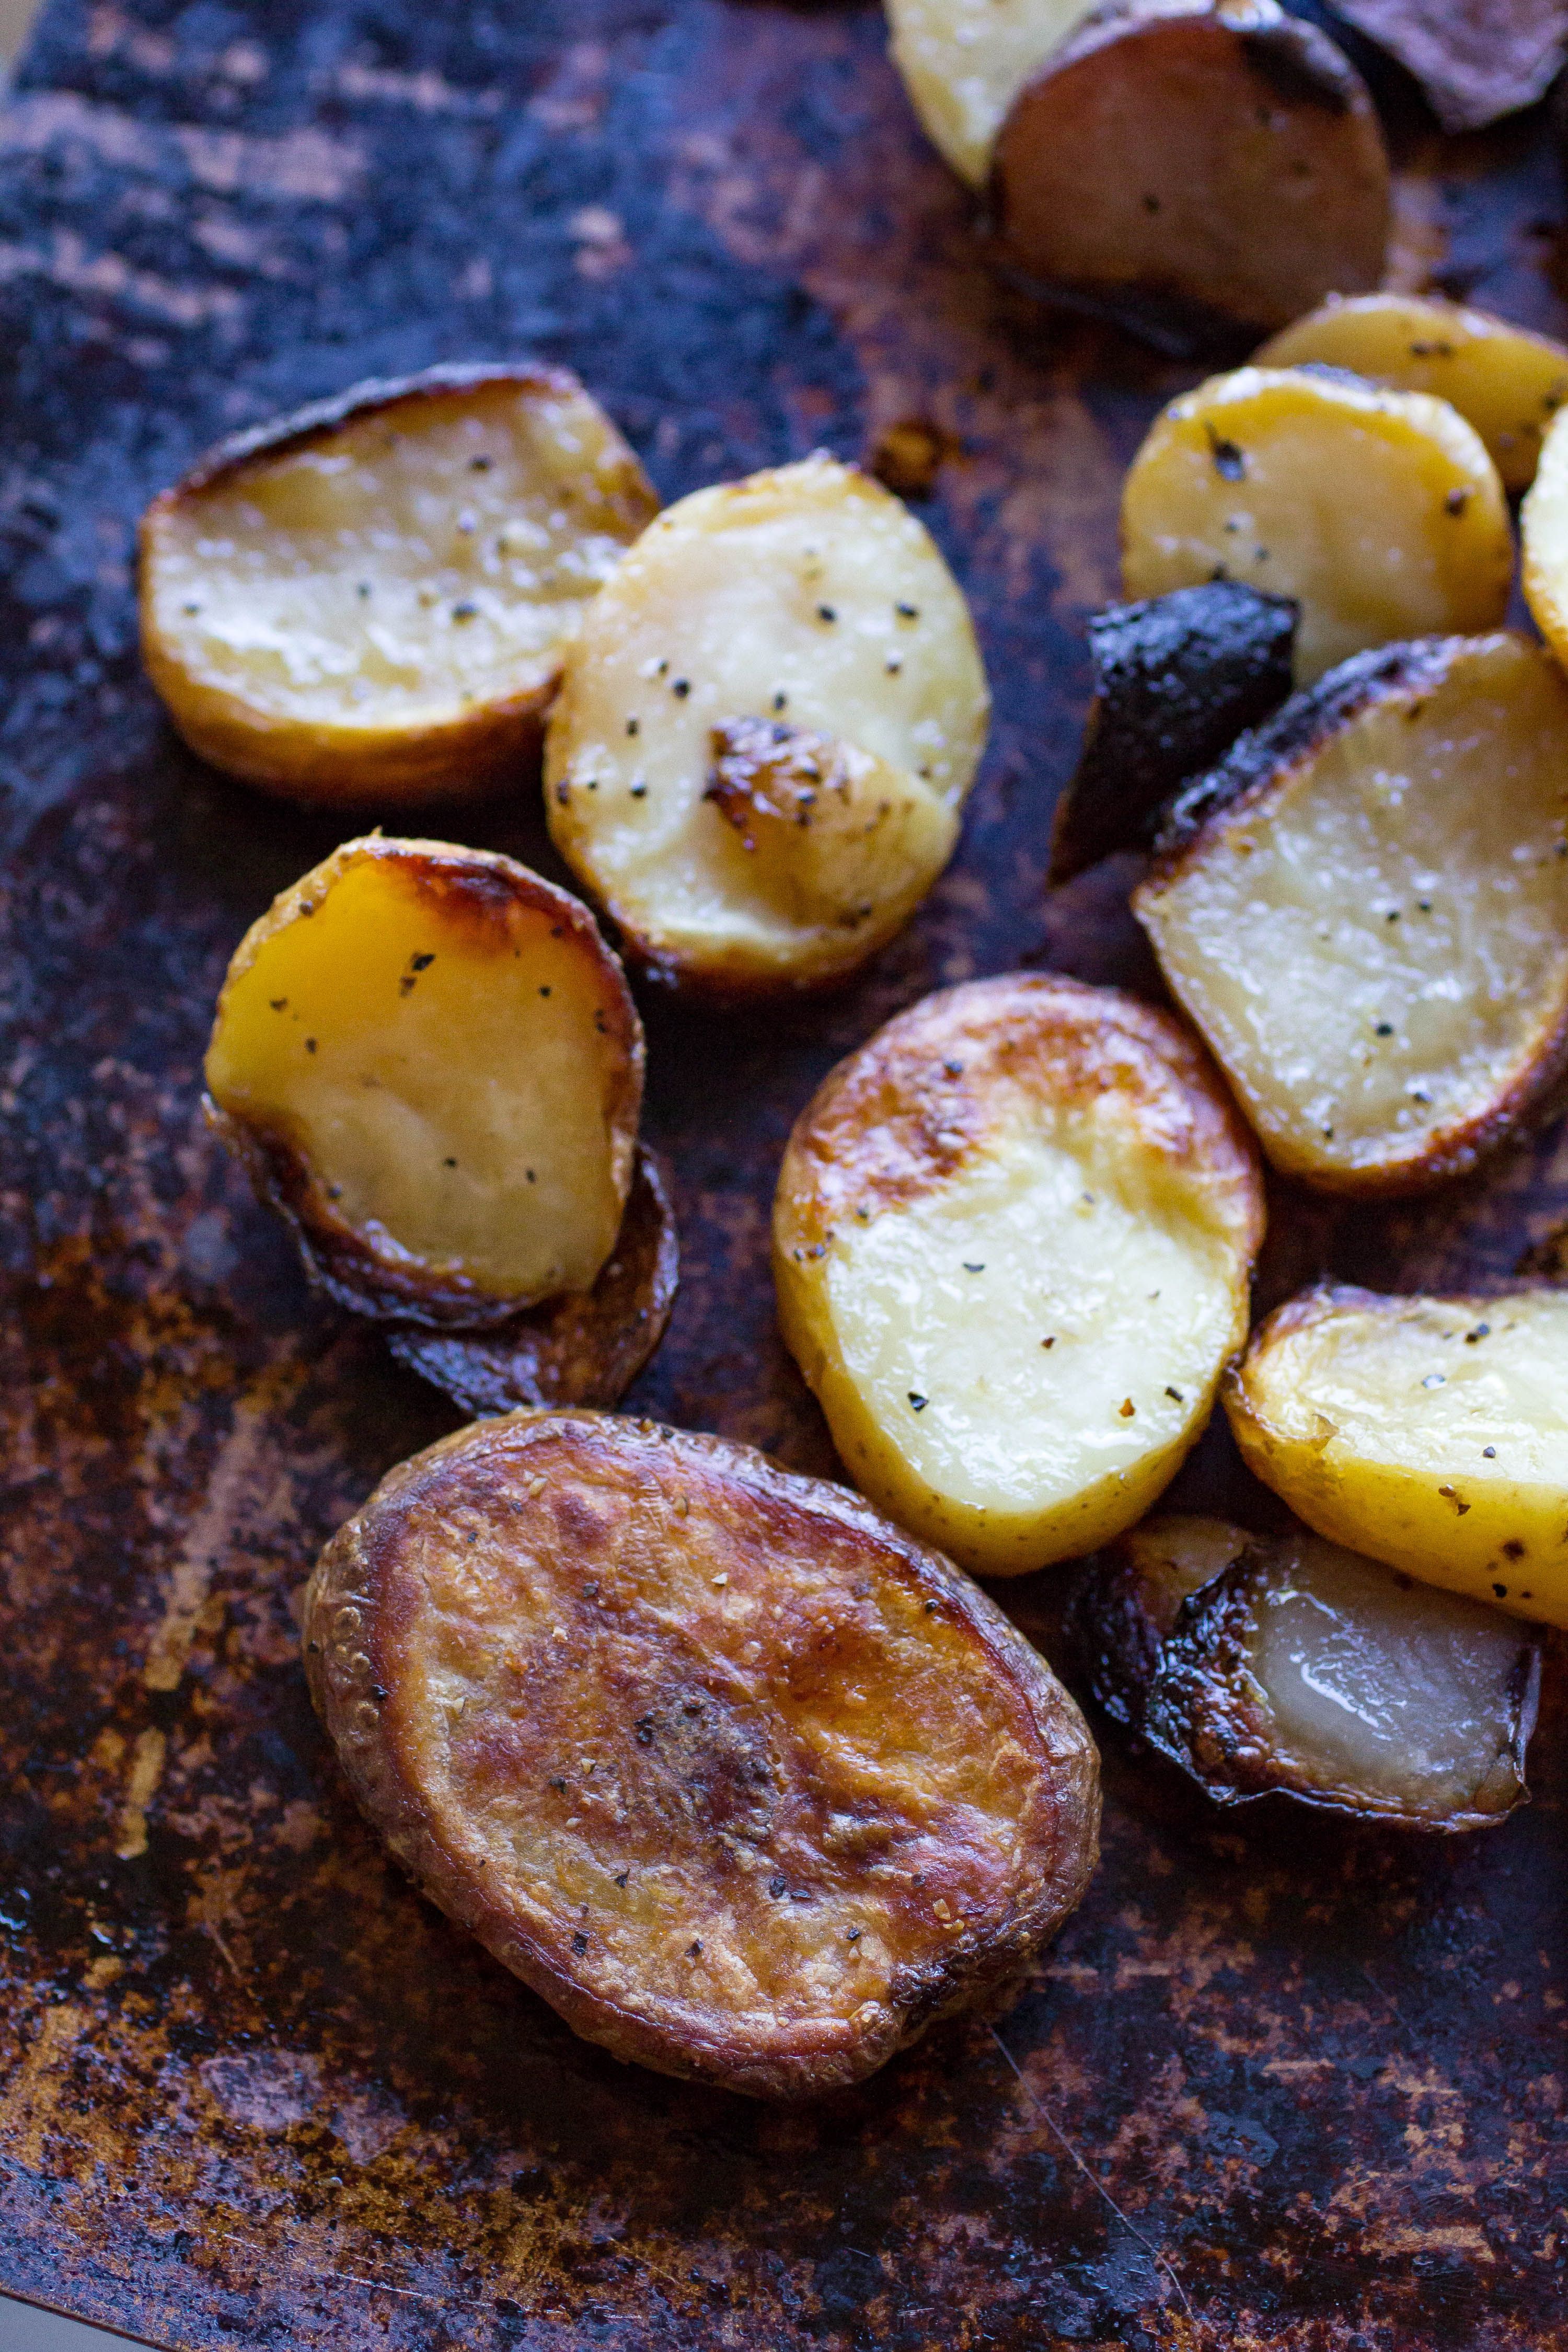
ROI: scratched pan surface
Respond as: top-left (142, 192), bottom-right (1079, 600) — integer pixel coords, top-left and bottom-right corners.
top-left (0, 2), bottom-right (1565, 2347)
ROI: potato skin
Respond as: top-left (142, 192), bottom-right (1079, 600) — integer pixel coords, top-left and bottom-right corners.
top-left (774, 973), bottom-right (1264, 1575)
top-left (140, 363), bottom-right (657, 809)
top-left (303, 1411), bottom-right (1101, 2100)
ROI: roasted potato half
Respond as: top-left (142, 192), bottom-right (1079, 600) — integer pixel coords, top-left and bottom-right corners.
top-left (141, 365), bottom-right (658, 807)
top-left (304, 1410), bottom-right (1101, 2099)
top-left (774, 974), bottom-right (1264, 1577)
top-left (1227, 1285), bottom-right (1568, 1631)
top-left (884, 0), bottom-right (1097, 187)
top-left (205, 837), bottom-right (643, 1326)
top-left (1074, 1514), bottom-right (1540, 1829)
top-left (1520, 401), bottom-right (1568, 673)
top-left (993, 0), bottom-right (1389, 340)
top-left (1049, 580), bottom-right (1297, 884)
top-left (1257, 294), bottom-right (1568, 494)
top-left (387, 1148), bottom-right (678, 1415)
top-left (1135, 635), bottom-right (1568, 1194)
top-left (545, 455), bottom-right (989, 997)
top-left (1121, 366), bottom-right (1513, 684)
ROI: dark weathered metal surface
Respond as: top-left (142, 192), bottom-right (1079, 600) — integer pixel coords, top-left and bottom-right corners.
top-left (0, 3), bottom-right (1565, 2347)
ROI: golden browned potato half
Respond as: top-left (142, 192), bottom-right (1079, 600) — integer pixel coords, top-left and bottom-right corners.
top-left (545, 455), bottom-right (989, 997)
top-left (1135, 634), bottom-right (1568, 1195)
top-left (304, 1410), bottom-right (1101, 2099)
top-left (140, 365), bottom-right (658, 808)
top-left (992, 0), bottom-right (1389, 338)
top-left (1256, 293), bottom-right (1568, 493)
top-left (885, 0), bottom-right (1098, 186)
top-left (205, 837), bottom-right (643, 1326)
top-left (1227, 1285), bottom-right (1568, 1630)
top-left (1121, 366), bottom-right (1512, 683)
top-left (1071, 1513), bottom-right (1540, 1829)
top-left (774, 974), bottom-right (1264, 1577)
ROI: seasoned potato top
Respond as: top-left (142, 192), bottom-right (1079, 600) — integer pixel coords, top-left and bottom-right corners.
top-left (305, 1412), bottom-right (1099, 2096)
top-left (205, 838), bottom-right (641, 1316)
top-left (776, 975), bottom-right (1262, 1565)
top-left (545, 455), bottom-right (988, 988)
top-left (885, 0), bottom-right (1096, 185)
top-left (142, 368), bottom-right (656, 734)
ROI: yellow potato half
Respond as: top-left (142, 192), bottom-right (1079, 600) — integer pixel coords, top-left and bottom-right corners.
top-left (1257, 294), bottom-right (1568, 493)
top-left (1227, 1285), bottom-right (1568, 1631)
top-left (885, 0), bottom-right (1097, 186)
top-left (545, 455), bottom-right (989, 997)
top-left (141, 365), bottom-right (658, 808)
top-left (205, 837), bottom-right (643, 1325)
top-left (1121, 366), bottom-right (1512, 683)
top-left (1520, 401), bottom-right (1568, 671)
top-left (774, 973), bottom-right (1264, 1576)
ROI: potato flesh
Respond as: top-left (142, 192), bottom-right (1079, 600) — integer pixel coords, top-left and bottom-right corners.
top-left (1228, 1290), bottom-right (1568, 1629)
top-left (1121, 367), bottom-right (1512, 684)
top-left (885, 0), bottom-right (1096, 185)
top-left (1521, 402), bottom-right (1568, 673)
top-left (146, 378), bottom-right (651, 733)
top-left (545, 457), bottom-right (988, 987)
top-left (1256, 294), bottom-right (1568, 493)
top-left (1136, 637), bottom-right (1568, 1189)
top-left (205, 844), bottom-right (632, 1303)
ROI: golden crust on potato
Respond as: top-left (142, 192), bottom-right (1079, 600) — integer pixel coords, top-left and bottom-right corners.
top-left (885, 0), bottom-right (1098, 187)
top-left (140, 364), bottom-right (658, 808)
top-left (1135, 634), bottom-right (1568, 1196)
top-left (303, 1410), bottom-right (1101, 2099)
top-left (1256, 293), bottom-right (1568, 493)
top-left (1226, 1284), bottom-right (1568, 1630)
top-left (993, 0), bottom-right (1389, 339)
top-left (544, 455), bottom-right (988, 998)
top-left (773, 974), bottom-right (1264, 1577)
top-left (205, 836), bottom-right (643, 1325)
top-left (1121, 366), bottom-right (1513, 684)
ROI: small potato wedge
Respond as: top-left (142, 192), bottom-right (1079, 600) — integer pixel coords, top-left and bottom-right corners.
top-left (993, 0), bottom-right (1389, 341)
top-left (1121, 366), bottom-right (1513, 684)
top-left (140, 365), bottom-right (658, 808)
top-left (544, 455), bottom-right (988, 998)
top-left (1135, 634), bottom-right (1568, 1195)
top-left (1074, 1513), bottom-right (1540, 1828)
top-left (774, 974), bottom-right (1264, 1577)
top-left (304, 1410), bottom-right (1101, 2099)
top-left (1049, 580), bottom-right (1297, 883)
top-left (885, 0), bottom-right (1098, 187)
top-left (387, 1148), bottom-right (678, 1414)
top-left (1257, 294), bottom-right (1568, 494)
top-left (1520, 401), bottom-right (1568, 673)
top-left (205, 837), bottom-right (643, 1325)
top-left (1227, 1286), bottom-right (1568, 1630)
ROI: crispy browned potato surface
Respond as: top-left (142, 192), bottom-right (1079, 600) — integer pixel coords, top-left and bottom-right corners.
top-left (205, 836), bottom-right (643, 1324)
top-left (387, 1148), bottom-right (678, 1414)
top-left (1135, 635), bottom-right (1568, 1195)
top-left (141, 364), bottom-right (658, 807)
top-left (992, 0), bottom-right (1389, 338)
top-left (774, 974), bottom-right (1264, 1576)
top-left (304, 1411), bottom-right (1101, 2099)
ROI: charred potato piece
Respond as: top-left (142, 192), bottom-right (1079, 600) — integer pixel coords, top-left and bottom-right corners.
top-left (1121, 366), bottom-right (1512, 684)
top-left (140, 365), bottom-right (658, 808)
top-left (1332, 0), bottom-right (1565, 134)
top-left (1135, 635), bottom-right (1568, 1195)
top-left (885, 0), bottom-right (1098, 187)
top-left (774, 974), bottom-right (1264, 1577)
top-left (1227, 1284), bottom-right (1568, 1631)
top-left (304, 1410), bottom-right (1101, 2099)
top-left (387, 1148), bottom-right (678, 1414)
top-left (205, 837), bottom-right (643, 1325)
top-left (1257, 294), bottom-right (1568, 494)
top-left (993, 0), bottom-right (1389, 340)
top-left (1520, 402), bottom-right (1568, 673)
top-left (1079, 1514), bottom-right (1540, 1828)
top-left (545, 456), bottom-right (988, 998)
top-left (1050, 581), bottom-right (1297, 883)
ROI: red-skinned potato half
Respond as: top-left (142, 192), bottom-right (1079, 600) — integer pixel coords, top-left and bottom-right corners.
top-left (304, 1411), bottom-right (1101, 2100)
top-left (774, 974), bottom-right (1264, 1575)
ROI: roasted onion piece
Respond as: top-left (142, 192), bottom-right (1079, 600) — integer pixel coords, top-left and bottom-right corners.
top-left (1135, 635), bottom-right (1568, 1195)
top-left (304, 1410), bottom-right (1101, 2099)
